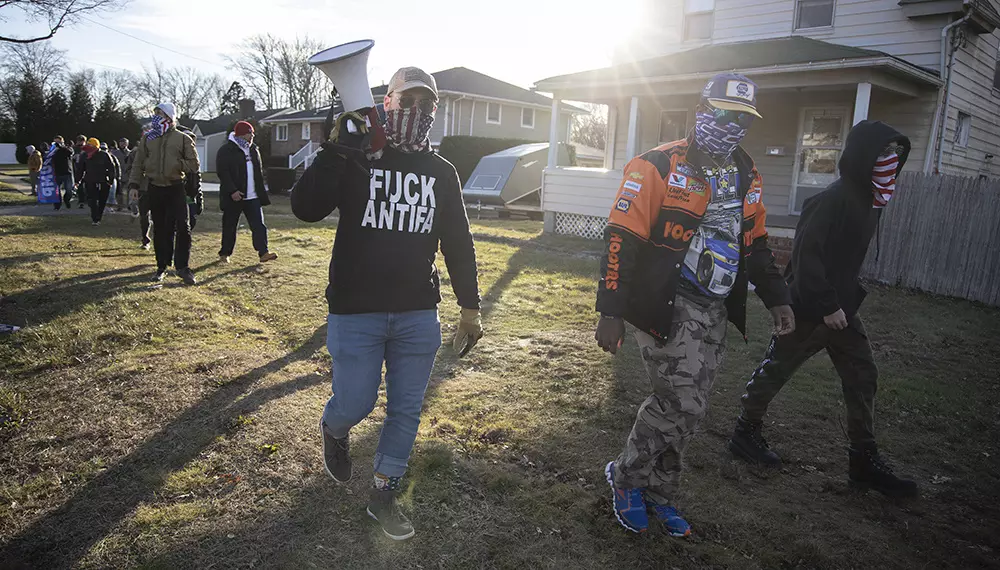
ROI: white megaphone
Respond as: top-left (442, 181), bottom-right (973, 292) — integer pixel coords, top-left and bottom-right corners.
top-left (308, 39), bottom-right (374, 112)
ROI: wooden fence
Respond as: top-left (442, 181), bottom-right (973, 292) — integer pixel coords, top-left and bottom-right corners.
top-left (861, 172), bottom-right (1000, 306)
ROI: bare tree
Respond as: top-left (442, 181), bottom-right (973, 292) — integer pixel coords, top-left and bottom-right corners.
top-left (227, 34), bottom-right (282, 109)
top-left (94, 69), bottom-right (139, 110)
top-left (1, 0), bottom-right (130, 43)
top-left (0, 41), bottom-right (68, 92)
top-left (274, 35), bottom-right (330, 110)
top-left (571, 102), bottom-right (608, 150)
top-left (133, 59), bottom-right (171, 111)
top-left (167, 66), bottom-right (224, 119)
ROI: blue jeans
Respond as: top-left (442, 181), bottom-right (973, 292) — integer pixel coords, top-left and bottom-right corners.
top-left (55, 174), bottom-right (74, 207)
top-left (322, 310), bottom-right (442, 478)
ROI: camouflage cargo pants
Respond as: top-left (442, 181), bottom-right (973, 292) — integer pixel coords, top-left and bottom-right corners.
top-left (613, 294), bottom-right (728, 505)
top-left (740, 314), bottom-right (878, 445)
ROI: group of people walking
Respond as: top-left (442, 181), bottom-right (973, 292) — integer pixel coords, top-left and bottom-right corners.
top-left (288, 67), bottom-right (918, 542)
top-left (26, 101), bottom-right (277, 285)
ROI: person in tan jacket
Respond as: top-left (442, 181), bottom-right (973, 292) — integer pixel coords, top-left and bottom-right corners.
top-left (127, 102), bottom-right (200, 285)
top-left (26, 145), bottom-right (42, 196)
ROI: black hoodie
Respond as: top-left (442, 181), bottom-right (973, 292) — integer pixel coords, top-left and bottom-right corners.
top-left (785, 120), bottom-right (910, 321)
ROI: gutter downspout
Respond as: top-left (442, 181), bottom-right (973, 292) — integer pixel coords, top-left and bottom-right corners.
top-left (926, 12), bottom-right (972, 173)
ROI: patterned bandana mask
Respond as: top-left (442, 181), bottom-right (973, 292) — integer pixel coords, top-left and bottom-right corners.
top-left (229, 132), bottom-right (251, 153)
top-left (146, 115), bottom-right (173, 141)
top-left (694, 111), bottom-right (748, 159)
top-left (872, 152), bottom-right (898, 208)
top-left (384, 107), bottom-right (435, 153)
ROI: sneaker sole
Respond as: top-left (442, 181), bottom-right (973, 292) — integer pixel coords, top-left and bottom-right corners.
top-left (604, 461), bottom-right (645, 534)
top-left (366, 507), bottom-right (415, 541)
top-left (319, 419), bottom-right (350, 484)
top-left (727, 439), bottom-right (782, 468)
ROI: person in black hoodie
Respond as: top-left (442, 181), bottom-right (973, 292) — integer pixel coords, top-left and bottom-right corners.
top-left (79, 137), bottom-right (116, 225)
top-left (50, 136), bottom-right (75, 210)
top-left (728, 120), bottom-right (918, 498)
top-left (216, 121), bottom-right (274, 263)
top-left (291, 66), bottom-right (483, 541)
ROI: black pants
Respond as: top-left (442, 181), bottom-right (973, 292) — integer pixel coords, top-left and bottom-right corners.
top-left (219, 199), bottom-right (269, 257)
top-left (76, 180), bottom-right (87, 205)
top-left (86, 182), bottom-right (110, 223)
top-left (739, 314), bottom-right (878, 446)
top-left (147, 183), bottom-right (191, 272)
top-left (189, 202), bottom-right (198, 230)
top-left (138, 192), bottom-right (152, 246)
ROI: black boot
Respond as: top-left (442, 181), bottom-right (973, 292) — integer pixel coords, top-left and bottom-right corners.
top-left (728, 416), bottom-right (781, 467)
top-left (367, 488), bottom-right (415, 541)
top-left (849, 444), bottom-right (918, 498)
top-left (320, 420), bottom-right (351, 483)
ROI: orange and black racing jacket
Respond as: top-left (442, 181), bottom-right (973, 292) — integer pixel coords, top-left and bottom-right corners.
top-left (596, 135), bottom-right (790, 343)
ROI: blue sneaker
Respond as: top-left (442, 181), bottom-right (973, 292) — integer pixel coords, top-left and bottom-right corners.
top-left (651, 504), bottom-right (691, 537)
top-left (605, 461), bottom-right (648, 533)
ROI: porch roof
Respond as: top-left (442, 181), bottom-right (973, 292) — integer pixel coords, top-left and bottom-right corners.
top-left (533, 36), bottom-right (942, 100)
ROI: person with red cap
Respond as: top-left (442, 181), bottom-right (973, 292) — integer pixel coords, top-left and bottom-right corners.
top-left (216, 120), bottom-right (276, 264)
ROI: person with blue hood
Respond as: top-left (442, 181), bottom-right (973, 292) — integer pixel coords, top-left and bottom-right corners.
top-left (728, 120), bottom-right (918, 499)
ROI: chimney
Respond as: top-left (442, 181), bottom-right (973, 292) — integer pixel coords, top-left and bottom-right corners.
top-left (238, 98), bottom-right (256, 119)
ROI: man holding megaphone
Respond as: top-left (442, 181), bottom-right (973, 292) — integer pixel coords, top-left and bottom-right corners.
top-left (292, 56), bottom-right (483, 541)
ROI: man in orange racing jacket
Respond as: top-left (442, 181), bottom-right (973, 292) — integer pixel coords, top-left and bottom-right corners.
top-left (596, 73), bottom-right (795, 537)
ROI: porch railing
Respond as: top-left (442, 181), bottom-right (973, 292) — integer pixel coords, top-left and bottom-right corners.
top-left (288, 141), bottom-right (317, 169)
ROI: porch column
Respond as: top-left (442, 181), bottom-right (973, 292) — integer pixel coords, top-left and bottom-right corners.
top-left (547, 95), bottom-right (561, 167)
top-left (604, 105), bottom-right (618, 169)
top-left (624, 96), bottom-right (639, 161)
top-left (853, 82), bottom-right (872, 126)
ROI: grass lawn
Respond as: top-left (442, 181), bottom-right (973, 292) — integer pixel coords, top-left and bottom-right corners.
top-left (0, 165), bottom-right (29, 177)
top-left (0, 181), bottom-right (35, 207)
top-left (0, 210), bottom-right (998, 569)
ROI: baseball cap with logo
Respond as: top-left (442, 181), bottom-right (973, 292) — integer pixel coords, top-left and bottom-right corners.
top-left (701, 72), bottom-right (762, 118)
top-left (387, 67), bottom-right (439, 101)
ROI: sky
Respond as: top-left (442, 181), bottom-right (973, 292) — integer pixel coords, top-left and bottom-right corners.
top-left (5, 0), bottom-right (631, 97)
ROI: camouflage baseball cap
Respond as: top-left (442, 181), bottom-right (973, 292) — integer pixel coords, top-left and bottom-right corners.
top-left (387, 67), bottom-right (438, 100)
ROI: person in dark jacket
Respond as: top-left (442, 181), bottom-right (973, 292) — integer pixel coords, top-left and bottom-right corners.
top-left (80, 137), bottom-right (115, 225)
top-left (124, 125), bottom-right (153, 248)
top-left (73, 135), bottom-right (88, 208)
top-left (100, 141), bottom-right (122, 209)
top-left (291, 67), bottom-right (483, 541)
top-left (727, 120), bottom-right (918, 498)
top-left (177, 127), bottom-right (204, 230)
top-left (216, 121), bottom-right (272, 262)
top-left (50, 136), bottom-right (75, 210)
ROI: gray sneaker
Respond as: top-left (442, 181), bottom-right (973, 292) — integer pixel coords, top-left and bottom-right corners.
top-left (320, 421), bottom-right (351, 483)
top-left (177, 268), bottom-right (197, 286)
top-left (367, 488), bottom-right (415, 541)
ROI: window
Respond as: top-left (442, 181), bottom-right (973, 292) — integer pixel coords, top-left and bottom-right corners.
top-left (521, 107), bottom-right (535, 128)
top-left (954, 112), bottom-right (971, 147)
top-left (684, 0), bottom-right (714, 41)
top-left (276, 124), bottom-right (288, 141)
top-left (301, 122), bottom-right (311, 140)
top-left (993, 58), bottom-right (1000, 90)
top-left (659, 111), bottom-right (688, 144)
top-left (795, 0), bottom-right (835, 30)
top-left (486, 102), bottom-right (501, 124)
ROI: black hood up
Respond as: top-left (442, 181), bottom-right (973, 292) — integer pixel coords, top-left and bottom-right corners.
top-left (838, 120), bottom-right (911, 192)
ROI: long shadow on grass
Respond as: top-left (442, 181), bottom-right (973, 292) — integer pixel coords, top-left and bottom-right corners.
top-left (0, 324), bottom-right (329, 569)
top-left (0, 265), bottom-right (152, 332)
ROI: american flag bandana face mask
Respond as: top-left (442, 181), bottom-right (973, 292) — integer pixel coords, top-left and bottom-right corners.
top-left (872, 152), bottom-right (898, 208)
top-left (384, 107), bottom-right (435, 153)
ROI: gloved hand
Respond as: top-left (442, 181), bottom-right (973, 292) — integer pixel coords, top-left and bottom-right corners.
top-left (452, 308), bottom-right (483, 357)
top-left (322, 107), bottom-right (386, 170)
top-left (128, 188), bottom-right (139, 203)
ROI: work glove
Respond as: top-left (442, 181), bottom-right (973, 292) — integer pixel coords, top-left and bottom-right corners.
top-left (452, 308), bottom-right (484, 357)
top-left (323, 107), bottom-right (386, 172)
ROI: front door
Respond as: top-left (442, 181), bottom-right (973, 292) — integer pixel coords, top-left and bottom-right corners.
top-left (790, 107), bottom-right (850, 214)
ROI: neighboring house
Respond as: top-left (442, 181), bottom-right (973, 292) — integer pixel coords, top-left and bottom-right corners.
top-left (260, 67), bottom-right (584, 168)
top-left (572, 144), bottom-right (606, 167)
top-left (187, 99), bottom-right (282, 172)
top-left (533, 0), bottom-right (1000, 235)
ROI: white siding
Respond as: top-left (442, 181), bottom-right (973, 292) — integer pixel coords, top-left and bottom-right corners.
top-left (542, 167), bottom-right (622, 218)
top-left (939, 30), bottom-right (1000, 175)
top-left (619, 0), bottom-right (952, 73)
